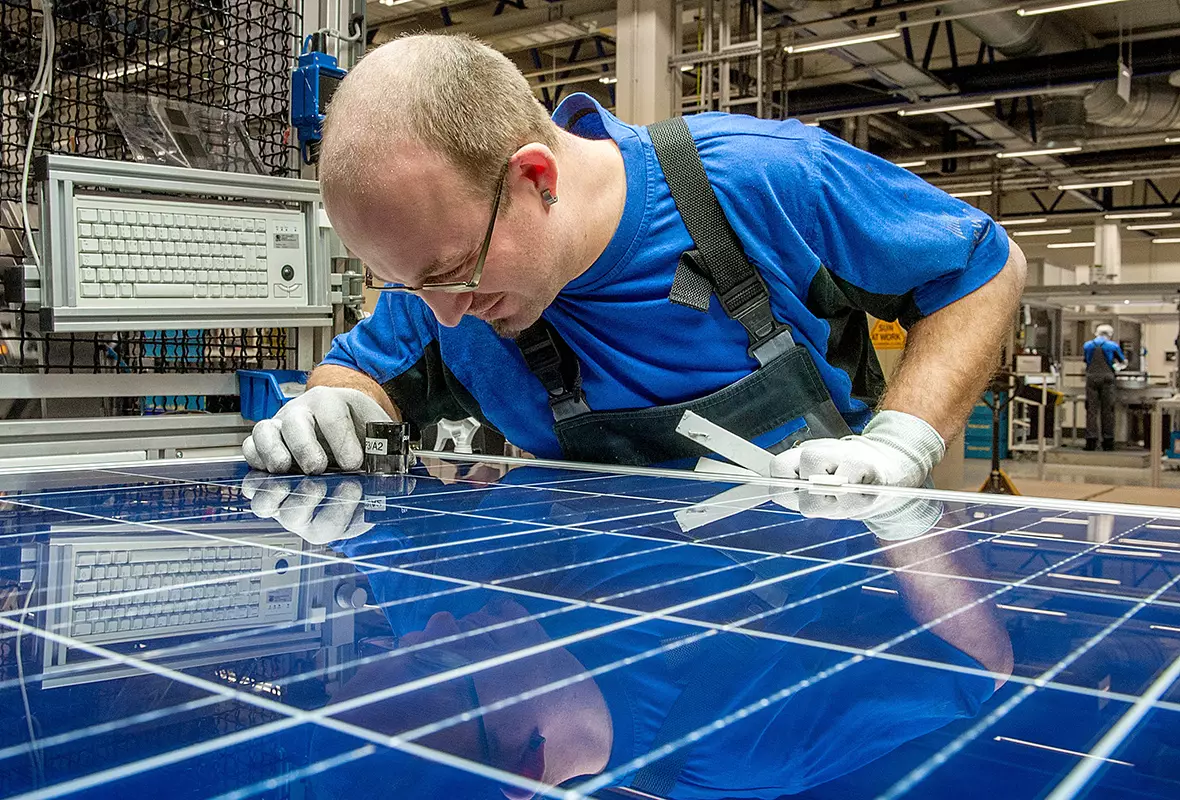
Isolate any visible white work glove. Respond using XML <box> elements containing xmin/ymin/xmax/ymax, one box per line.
<box><xmin>771</xmin><ymin>410</ymin><xmax>946</xmax><ymax>488</ymax></box>
<box><xmin>241</xmin><ymin>471</ymin><xmax>377</xmax><ymax>545</ymax></box>
<box><xmin>242</xmin><ymin>386</ymin><xmax>391</xmax><ymax>474</ymax></box>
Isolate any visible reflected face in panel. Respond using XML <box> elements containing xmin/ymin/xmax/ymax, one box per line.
<box><xmin>325</xmin><ymin>598</ymin><xmax>606</xmax><ymax>795</ymax></box>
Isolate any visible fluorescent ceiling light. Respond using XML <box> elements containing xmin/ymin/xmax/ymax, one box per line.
<box><xmin>379</xmin><ymin>0</ymin><xmax>414</xmax><ymax>5</ymax></box>
<box><xmin>599</xmin><ymin>76</ymin><xmax>618</xmax><ymax>85</ymax></box>
<box><xmin>898</xmin><ymin>100</ymin><xmax>993</xmax><ymax>117</ymax></box>
<box><xmin>1018</xmin><ymin>0</ymin><xmax>1131</xmax><ymax>16</ymax></box>
<box><xmin>1104</xmin><ymin>211</ymin><xmax>1172</xmax><ymax>220</ymax></box>
<box><xmin>99</xmin><ymin>62</ymin><xmax>151</xmax><ymax>80</ymax></box>
<box><xmin>996</xmin><ymin>146</ymin><xmax>1082</xmax><ymax>159</ymax></box>
<box><xmin>892</xmin><ymin>159</ymin><xmax>927</xmax><ymax>169</ymax></box>
<box><xmin>1057</xmin><ymin>180</ymin><xmax>1134</xmax><ymax>191</ymax></box>
<box><xmin>680</xmin><ymin>65</ymin><xmax>694</xmax><ymax>72</ymax></box>
<box><xmin>1013</xmin><ymin>229</ymin><xmax>1072</xmax><ymax>237</ymax></box>
<box><xmin>1153</xmin><ymin>237</ymin><xmax>1180</xmax><ymax>244</ymax></box>
<box><xmin>804</xmin><ymin>121</ymin><xmax>821</xmax><ymax>127</ymax></box>
<box><xmin>1165</xmin><ymin>136</ymin><xmax>1180</xmax><ymax>144</ymax></box>
<box><xmin>1126</xmin><ymin>222</ymin><xmax>1180</xmax><ymax>231</ymax></box>
<box><xmin>998</xmin><ymin>217</ymin><xmax>1049</xmax><ymax>226</ymax></box>
<box><xmin>784</xmin><ymin>30</ymin><xmax>901</xmax><ymax>54</ymax></box>
<box><xmin>949</xmin><ymin>189</ymin><xmax>993</xmax><ymax>198</ymax></box>
<box><xmin>1046</xmin><ymin>242</ymin><xmax>1096</xmax><ymax>249</ymax></box>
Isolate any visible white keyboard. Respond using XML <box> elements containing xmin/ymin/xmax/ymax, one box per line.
<box><xmin>55</xmin><ymin>537</ymin><xmax>304</xmax><ymax>645</ymax></box>
<box><xmin>71</xmin><ymin>196</ymin><xmax>308</xmax><ymax>306</ymax></box>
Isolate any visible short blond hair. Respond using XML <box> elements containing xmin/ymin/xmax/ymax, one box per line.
<box><xmin>320</xmin><ymin>33</ymin><xmax>559</xmax><ymax>202</ymax></box>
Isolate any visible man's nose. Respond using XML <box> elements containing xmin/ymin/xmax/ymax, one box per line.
<box><xmin>420</xmin><ymin>291</ymin><xmax>472</xmax><ymax>327</ymax></box>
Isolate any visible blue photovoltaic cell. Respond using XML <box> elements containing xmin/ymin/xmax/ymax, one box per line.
<box><xmin>1</xmin><ymin>455</ymin><xmax>1179</xmax><ymax>800</ymax></box>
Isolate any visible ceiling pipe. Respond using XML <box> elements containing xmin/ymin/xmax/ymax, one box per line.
<box><xmin>940</xmin><ymin>0</ymin><xmax>1089</xmax><ymax>58</ymax></box>
<box><xmin>1086</xmin><ymin>77</ymin><xmax>1180</xmax><ymax>129</ymax></box>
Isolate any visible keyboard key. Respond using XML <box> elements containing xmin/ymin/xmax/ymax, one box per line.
<box><xmin>93</xmin><ymin>621</ymin><xmax>106</xmax><ymax>634</ymax></box>
<box><xmin>94</xmin><ymin>566</ymin><xmax>106</xmax><ymax>580</ymax></box>
<box><xmin>81</xmin><ymin>267</ymin><xmax>97</xmax><ymax>282</ymax></box>
<box><xmin>98</xmin><ymin>209</ymin><xmax>111</xmax><ymax>222</ymax></box>
<box><xmin>77</xmin><ymin>566</ymin><xmax>93</xmax><ymax>581</ymax></box>
<box><xmin>116</xmin><ymin>254</ymin><xmax>130</xmax><ymax>267</ymax></box>
<box><xmin>136</xmin><ymin>284</ymin><xmax>195</xmax><ymax>298</ymax></box>
<box><xmin>120</xmin><ymin>284</ymin><xmax>133</xmax><ymax>297</ymax></box>
<box><xmin>111</xmin><ymin>268</ymin><xmax>123</xmax><ymax>281</ymax></box>
<box><xmin>76</xmin><ymin>581</ymin><xmax>97</xmax><ymax>595</ymax></box>
<box><xmin>79</xmin><ymin>208</ymin><xmax>99</xmax><ymax>222</ymax></box>
<box><xmin>112</xmin><ymin>210</ymin><xmax>125</xmax><ymax>224</ymax></box>
<box><xmin>80</xmin><ymin>283</ymin><xmax>100</xmax><ymax>298</ymax></box>
<box><xmin>98</xmin><ymin>268</ymin><xmax>110</xmax><ymax>282</ymax></box>
<box><xmin>73</xmin><ymin>622</ymin><xmax>93</xmax><ymax>636</ymax></box>
<box><xmin>196</xmin><ymin>285</ymin><xmax>208</xmax><ymax>297</ymax></box>
<box><xmin>80</xmin><ymin>238</ymin><xmax>99</xmax><ymax>253</ymax></box>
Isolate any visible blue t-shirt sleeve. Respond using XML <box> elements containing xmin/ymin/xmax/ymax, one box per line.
<box><xmin>803</xmin><ymin>132</ymin><xmax>1010</xmax><ymax>327</ymax></box>
<box><xmin>321</xmin><ymin>292</ymin><xmax>437</xmax><ymax>384</ymax></box>
<box><xmin>1112</xmin><ymin>342</ymin><xmax>1127</xmax><ymax>363</ymax></box>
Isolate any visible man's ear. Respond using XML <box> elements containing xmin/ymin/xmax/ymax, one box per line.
<box><xmin>508</xmin><ymin>143</ymin><xmax>558</xmax><ymax>206</ymax></box>
<box><xmin>499</xmin><ymin>734</ymin><xmax>546</xmax><ymax>800</ymax></box>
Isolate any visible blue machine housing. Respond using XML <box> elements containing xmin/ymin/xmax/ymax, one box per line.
<box><xmin>291</xmin><ymin>46</ymin><xmax>347</xmax><ymax>164</ymax></box>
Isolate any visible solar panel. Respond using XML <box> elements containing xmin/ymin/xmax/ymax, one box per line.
<box><xmin>2</xmin><ymin>454</ymin><xmax>1179</xmax><ymax>800</ymax></box>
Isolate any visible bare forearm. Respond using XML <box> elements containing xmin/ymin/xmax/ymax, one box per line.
<box><xmin>307</xmin><ymin>364</ymin><xmax>401</xmax><ymax>420</ymax></box>
<box><xmin>880</xmin><ymin>238</ymin><xmax>1027</xmax><ymax>441</ymax></box>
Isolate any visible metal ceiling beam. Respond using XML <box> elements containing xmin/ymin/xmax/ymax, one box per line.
<box><xmin>372</xmin><ymin>0</ymin><xmax>616</xmax><ymax>46</ymax></box>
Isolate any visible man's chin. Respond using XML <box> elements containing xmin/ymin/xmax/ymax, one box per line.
<box><xmin>490</xmin><ymin>311</ymin><xmax>542</xmax><ymax>339</ymax></box>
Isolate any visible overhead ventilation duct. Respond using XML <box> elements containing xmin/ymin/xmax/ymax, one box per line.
<box><xmin>1040</xmin><ymin>95</ymin><xmax>1087</xmax><ymax>145</ymax></box>
<box><xmin>948</xmin><ymin>2</ymin><xmax>1180</xmax><ymax>132</ymax></box>
<box><xmin>1085</xmin><ymin>78</ymin><xmax>1180</xmax><ymax>129</ymax></box>
<box><xmin>941</xmin><ymin>0</ymin><xmax>1088</xmax><ymax>58</ymax></box>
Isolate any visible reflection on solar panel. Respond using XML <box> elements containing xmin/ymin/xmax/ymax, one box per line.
<box><xmin>1</xmin><ymin>455</ymin><xmax>1179</xmax><ymax>799</ymax></box>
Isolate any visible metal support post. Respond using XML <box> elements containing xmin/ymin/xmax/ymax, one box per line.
<box><xmin>616</xmin><ymin>0</ymin><xmax>675</xmax><ymax>124</ymax></box>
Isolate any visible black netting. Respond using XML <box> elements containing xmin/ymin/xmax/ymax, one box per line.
<box><xmin>0</xmin><ymin>0</ymin><xmax>303</xmax><ymax>413</ymax></box>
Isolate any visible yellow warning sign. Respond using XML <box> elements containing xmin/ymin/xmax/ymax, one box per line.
<box><xmin>870</xmin><ymin>320</ymin><xmax>907</xmax><ymax>351</ymax></box>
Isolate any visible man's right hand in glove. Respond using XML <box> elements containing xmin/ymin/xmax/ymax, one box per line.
<box><xmin>242</xmin><ymin>386</ymin><xmax>391</xmax><ymax>474</ymax></box>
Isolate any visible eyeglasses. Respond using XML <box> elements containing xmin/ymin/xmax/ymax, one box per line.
<box><xmin>364</xmin><ymin>163</ymin><xmax>509</xmax><ymax>295</ymax></box>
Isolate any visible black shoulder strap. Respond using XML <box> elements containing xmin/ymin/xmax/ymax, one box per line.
<box><xmin>514</xmin><ymin>318</ymin><xmax>590</xmax><ymax>421</ymax></box>
<box><xmin>648</xmin><ymin>116</ymin><xmax>793</xmax><ymax>366</ymax></box>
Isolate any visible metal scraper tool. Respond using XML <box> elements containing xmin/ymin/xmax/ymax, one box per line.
<box><xmin>674</xmin><ymin>410</ymin><xmax>849</xmax><ymax>485</ymax></box>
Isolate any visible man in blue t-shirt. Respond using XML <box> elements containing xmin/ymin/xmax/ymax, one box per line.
<box><xmin>243</xmin><ymin>33</ymin><xmax>1027</xmax><ymax>487</ymax></box>
<box><xmin>1082</xmin><ymin>323</ymin><xmax>1127</xmax><ymax>451</ymax></box>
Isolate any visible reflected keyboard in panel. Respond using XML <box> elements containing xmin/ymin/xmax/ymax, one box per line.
<box><xmin>48</xmin><ymin>535</ymin><xmax>304</xmax><ymax>645</ymax></box>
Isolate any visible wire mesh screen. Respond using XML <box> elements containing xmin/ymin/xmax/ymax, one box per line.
<box><xmin>0</xmin><ymin>0</ymin><xmax>304</xmax><ymax>414</ymax></box>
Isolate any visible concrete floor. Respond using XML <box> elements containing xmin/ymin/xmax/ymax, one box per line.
<box><xmin>950</xmin><ymin>455</ymin><xmax>1180</xmax><ymax>507</ymax></box>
